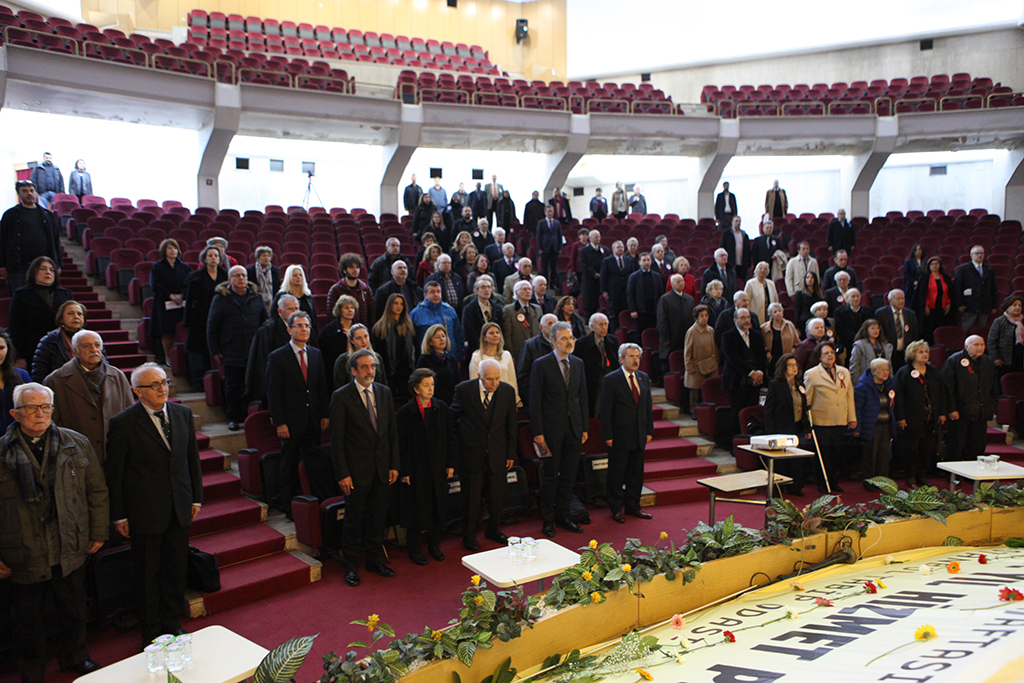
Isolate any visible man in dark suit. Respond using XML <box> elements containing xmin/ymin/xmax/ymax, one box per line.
<box><xmin>530</xmin><ymin>322</ymin><xmax>588</xmax><ymax>538</ymax></box>
<box><xmin>700</xmin><ymin>248</ymin><xmax>739</xmax><ymax>301</ymax></box>
<box><xmin>953</xmin><ymin>245</ymin><xmax>999</xmax><ymax>332</ymax></box>
<box><xmin>720</xmin><ymin>216</ymin><xmax>752</xmax><ymax>279</ymax></box>
<box><xmin>490</xmin><ymin>242</ymin><xmax>518</xmax><ymax>297</ymax></box>
<box><xmin>367</xmin><ymin>238</ymin><xmax>413</xmax><ymax>292</ymax></box>
<box><xmin>750</xmin><ymin>220</ymin><xmax>786</xmax><ymax>276</ymax></box>
<box><xmin>720</xmin><ymin>309</ymin><xmax>767</xmax><ymax>440</ymax></box>
<box><xmin>822</xmin><ymin>249</ymin><xmax>858</xmax><ymax>290</ymax></box>
<box><xmin>267</xmin><ymin>311</ymin><xmax>330</xmax><ymax>514</ymax></box>
<box><xmin>106</xmin><ymin>363</ymin><xmax>203</xmax><ymax>646</ymax></box>
<box><xmin>517</xmin><ymin>314</ymin><xmax>556</xmax><ymax>411</ymax></box>
<box><xmin>715</xmin><ymin>291</ymin><xmax>761</xmax><ymax>351</ymax></box>
<box><xmin>600</xmin><ymin>241</ymin><xmax>635</xmax><ymax>332</ymax></box>
<box><xmin>403</xmin><ymin>174</ymin><xmax>422</xmax><ymax>215</ymax></box>
<box><xmin>714</xmin><ymin>181</ymin><xmax>737</xmax><ymax>230</ymax></box>
<box><xmin>483</xmin><ymin>227</ymin><xmax>506</xmax><ymax>265</ymax></box>
<box><xmin>245</xmin><ymin>294</ymin><xmax>301</xmax><ymax>409</ymax></box>
<box><xmin>601</xmin><ymin>343</ymin><xmax>654</xmax><ymax>523</ymax></box>
<box><xmin>942</xmin><ymin>335</ymin><xmax>999</xmax><ymax>462</ymax></box>
<box><xmin>875</xmin><ymin>289</ymin><xmax>919</xmax><ymax>372</ymax></box>
<box><xmin>451</xmin><ymin>359</ymin><xmax>517</xmax><ymax>551</ymax></box>
<box><xmin>535</xmin><ymin>205</ymin><xmax>563</xmax><ymax>290</ymax></box>
<box><xmin>651</xmin><ymin>244</ymin><xmax>672</xmax><ymax>282</ymax></box>
<box><xmin>589</xmin><ymin>188</ymin><xmax>608</xmax><ymax>220</ymax></box>
<box><xmin>827</xmin><ymin>209</ymin><xmax>855</xmax><ymax>254</ymax></box>
<box><xmin>833</xmin><ymin>288</ymin><xmax>872</xmax><ymax>352</ymax></box>
<box><xmin>626</xmin><ymin>253</ymin><xmax>663</xmax><ymax>343</ymax></box>
<box><xmin>468</xmin><ymin>181</ymin><xmax>488</xmax><ymax>220</ymax></box>
<box><xmin>657</xmin><ymin>274</ymin><xmax>696</xmax><ymax>379</ymax></box>
<box><xmin>579</xmin><ymin>230</ymin><xmax>609</xmax><ymax>317</ymax></box>
<box><xmin>823</xmin><ymin>271</ymin><xmax>853</xmax><ymax>317</ymax></box>
<box><xmin>574</xmin><ymin>312</ymin><xmax>620</xmax><ymax>418</ymax></box>
<box><xmin>330</xmin><ymin>349</ymin><xmax>399</xmax><ymax>586</ymax></box>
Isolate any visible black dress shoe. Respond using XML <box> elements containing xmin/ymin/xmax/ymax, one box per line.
<box><xmin>556</xmin><ymin>518</ymin><xmax>583</xmax><ymax>533</ymax></box>
<box><xmin>345</xmin><ymin>570</ymin><xmax>361</xmax><ymax>586</ymax></box>
<box><xmin>227</xmin><ymin>421</ymin><xmax>240</xmax><ymax>431</ymax></box>
<box><xmin>463</xmin><ymin>536</ymin><xmax>479</xmax><ymax>551</ymax></box>
<box><xmin>367</xmin><ymin>563</ymin><xmax>395</xmax><ymax>578</ymax></box>
<box><xmin>915</xmin><ymin>477</ymin><xmax>927</xmax><ymax>486</ymax></box>
<box><xmin>428</xmin><ymin>546</ymin><xmax>445</xmax><ymax>561</ymax></box>
<box><xmin>409</xmin><ymin>552</ymin><xmax>428</xmax><ymax>566</ymax></box>
<box><xmin>626</xmin><ymin>510</ymin><xmax>653</xmax><ymax>520</ymax></box>
<box><xmin>61</xmin><ymin>659</ymin><xmax>100</xmax><ymax>674</ymax></box>
<box><xmin>484</xmin><ymin>530</ymin><xmax>509</xmax><ymax>544</ymax></box>
<box><xmin>611</xmin><ymin>511</ymin><xmax>625</xmax><ymax>524</ymax></box>
<box><xmin>542</xmin><ymin>522</ymin><xmax>556</xmax><ymax>538</ymax></box>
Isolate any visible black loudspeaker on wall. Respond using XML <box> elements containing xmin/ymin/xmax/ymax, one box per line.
<box><xmin>515</xmin><ymin>19</ymin><xmax>529</xmax><ymax>44</ymax></box>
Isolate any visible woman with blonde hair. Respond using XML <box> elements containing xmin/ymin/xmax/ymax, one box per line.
<box><xmin>666</xmin><ymin>256</ymin><xmax>697</xmax><ymax>298</ymax></box>
<box><xmin>416</xmin><ymin>243</ymin><xmax>443</xmax><ymax>287</ymax></box>
<box><xmin>469</xmin><ymin>322</ymin><xmax>520</xmax><ymax>406</ymax></box>
<box><xmin>371</xmin><ymin>293</ymin><xmax>417</xmax><ymax>400</ymax></box>
<box><xmin>273</xmin><ymin>264</ymin><xmax>318</xmax><ymax>337</ymax></box>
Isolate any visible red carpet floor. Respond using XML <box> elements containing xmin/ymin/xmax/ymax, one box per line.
<box><xmin>0</xmin><ymin>475</ymin><xmax>942</xmax><ymax>683</ymax></box>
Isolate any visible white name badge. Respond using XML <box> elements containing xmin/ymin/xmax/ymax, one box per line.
<box><xmin>964</xmin><ymin>288</ymin><xmax>973</xmax><ymax>296</ymax></box>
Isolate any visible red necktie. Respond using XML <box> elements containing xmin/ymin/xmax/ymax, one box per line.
<box><xmin>630</xmin><ymin>374</ymin><xmax>640</xmax><ymax>403</ymax></box>
<box><xmin>299</xmin><ymin>349</ymin><xmax>308</xmax><ymax>382</ymax></box>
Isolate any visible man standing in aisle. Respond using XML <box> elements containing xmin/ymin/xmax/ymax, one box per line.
<box><xmin>715</xmin><ymin>181</ymin><xmax>737</xmax><ymax>231</ymax></box>
<box><xmin>0</xmin><ymin>180</ymin><xmax>63</xmax><ymax>295</ymax></box>
<box><xmin>29</xmin><ymin>152</ymin><xmax>64</xmax><ymax>209</ymax></box>
<box><xmin>484</xmin><ymin>174</ymin><xmax>503</xmax><ymax>226</ymax></box>
<box><xmin>953</xmin><ymin>245</ymin><xmax>998</xmax><ymax>332</ymax></box>
<box><xmin>403</xmin><ymin>174</ymin><xmax>422</xmax><ymax>215</ymax></box>
<box><xmin>611</xmin><ymin>181</ymin><xmax>628</xmax><ymax>220</ymax></box>
<box><xmin>590</xmin><ymin>188</ymin><xmax>608</xmax><ymax>221</ymax></box>
<box><xmin>536</xmin><ymin>204</ymin><xmax>563</xmax><ymax>290</ymax></box>
<box><xmin>602</xmin><ymin>343</ymin><xmax>654</xmax><ymax>523</ymax></box>
<box><xmin>765</xmin><ymin>179</ymin><xmax>788</xmax><ymax>220</ymax></box>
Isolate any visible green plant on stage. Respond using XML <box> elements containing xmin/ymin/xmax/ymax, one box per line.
<box><xmin>685</xmin><ymin>515</ymin><xmax>761</xmax><ymax>562</ymax></box>
<box><xmin>252</xmin><ymin>634</ymin><xmax>317</xmax><ymax>683</ymax></box>
<box><xmin>453</xmin><ymin>656</ymin><xmax>517</xmax><ymax>683</ymax></box>
<box><xmin>762</xmin><ymin>495</ymin><xmax>881</xmax><ymax>544</ymax></box>
<box><xmin>320</xmin><ymin>619</ymin><xmax>406</xmax><ymax>683</ymax></box>
<box><xmin>868</xmin><ymin>477</ymin><xmax>956</xmax><ymax>523</ymax></box>
<box><xmin>619</xmin><ymin>535</ymin><xmax>701</xmax><ymax>585</ymax></box>
<box><xmin>973</xmin><ymin>481</ymin><xmax>1024</xmax><ymax>507</ymax></box>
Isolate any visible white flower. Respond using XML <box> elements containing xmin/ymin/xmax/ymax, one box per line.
<box><xmin>674</xmin><ymin>652</ymin><xmax>687</xmax><ymax>664</ymax></box>
<box><xmin>786</xmin><ymin>607</ymin><xmax>800</xmax><ymax>620</ymax></box>
<box><xmin>919</xmin><ymin>564</ymin><xmax>932</xmax><ymax>576</ymax></box>
<box><xmin>884</xmin><ymin>555</ymin><xmax>896</xmax><ymax>565</ymax></box>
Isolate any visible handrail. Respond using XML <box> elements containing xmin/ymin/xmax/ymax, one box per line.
<box><xmin>149</xmin><ymin>51</ymin><xmax>214</xmax><ymax>79</ymax></box>
<box><xmin>214</xmin><ymin>59</ymin><xmax>237</xmax><ymax>84</ymax></box>
<box><xmin>987</xmin><ymin>90</ymin><xmax>1024</xmax><ymax>107</ymax></box>
<box><xmin>938</xmin><ymin>93</ymin><xmax>985</xmax><ymax>110</ymax></box>
<box><xmin>237</xmin><ymin>67</ymin><xmax>294</xmax><ymax>87</ymax></box>
<box><xmin>419</xmin><ymin>87</ymin><xmax>470</xmax><ymax>104</ymax></box>
<box><xmin>4</xmin><ymin>25</ymin><xmax>80</xmax><ymax>56</ymax></box>
<box><xmin>471</xmin><ymin>91</ymin><xmax>517</xmax><ymax>106</ymax></box>
<box><xmin>520</xmin><ymin>94</ymin><xmax>568</xmax><ymax>111</ymax></box>
<box><xmin>586</xmin><ymin>97</ymin><xmax>633</xmax><ymax>114</ymax></box>
<box><xmin>736</xmin><ymin>102</ymin><xmax>779</xmax><ymax>116</ymax></box>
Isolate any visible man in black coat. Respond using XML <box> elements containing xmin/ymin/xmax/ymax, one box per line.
<box><xmin>875</xmin><ymin>289</ymin><xmax>918</xmax><ymax>372</ymax></box>
<box><xmin>373</xmin><ymin>260</ymin><xmax>423</xmax><ymax>317</ymax></box>
<box><xmin>601</xmin><ymin>343</ymin><xmax>654</xmax><ymax>523</ymax></box>
<box><xmin>750</xmin><ymin>220</ymin><xmax>786</xmax><ymax>275</ymax></box>
<box><xmin>530</xmin><ymin>322</ymin><xmax>588</xmax><ymax>538</ymax></box>
<box><xmin>403</xmin><ymin>174</ymin><xmax>422</xmax><ymax>215</ymax></box>
<box><xmin>490</xmin><ymin>242</ymin><xmax>518</xmax><ymax>297</ymax></box>
<box><xmin>0</xmin><ymin>180</ymin><xmax>63</xmax><ymax>295</ymax></box>
<box><xmin>106</xmin><ymin>364</ymin><xmax>203</xmax><ymax>646</ymax></box>
<box><xmin>451</xmin><ymin>359</ymin><xmax>517</xmax><ymax>551</ymax></box>
<box><xmin>579</xmin><ymin>230</ymin><xmax>609</xmax><ymax>317</ymax></box>
<box><xmin>626</xmin><ymin>253</ymin><xmax>663</xmax><ymax>343</ymax></box>
<box><xmin>721</xmin><ymin>309</ymin><xmax>767</xmax><ymax>440</ymax></box>
<box><xmin>574</xmin><ymin>312</ymin><xmax>620</xmax><ymax>418</ymax></box>
<box><xmin>700</xmin><ymin>248</ymin><xmax>739</xmax><ymax>301</ymax></box>
<box><xmin>245</xmin><ymin>295</ymin><xmax>300</xmax><ymax>409</ymax></box>
<box><xmin>952</xmin><ymin>245</ymin><xmax>999</xmax><ymax>332</ymax></box>
<box><xmin>822</xmin><ymin>249</ymin><xmax>858</xmax><ymax>290</ymax></box>
<box><xmin>942</xmin><ymin>335</ymin><xmax>999</xmax><ymax>461</ymax></box>
<box><xmin>535</xmin><ymin>205</ymin><xmax>563</xmax><ymax>290</ymax></box>
<box><xmin>517</xmin><ymin>314</ymin><xmax>556</xmax><ymax>411</ymax></box>
<box><xmin>208</xmin><ymin>266</ymin><xmax>270</xmax><ymax>429</ymax></box>
<box><xmin>29</xmin><ymin>152</ymin><xmax>64</xmax><ymax>209</ymax></box>
<box><xmin>267</xmin><ymin>311</ymin><xmax>330</xmax><ymax>514</ymax></box>
<box><xmin>330</xmin><ymin>349</ymin><xmax>399</xmax><ymax>586</ymax></box>
<box><xmin>714</xmin><ymin>181</ymin><xmax>737</xmax><ymax>230</ymax></box>
<box><xmin>834</xmin><ymin>288</ymin><xmax>873</xmax><ymax>352</ymax></box>
<box><xmin>827</xmin><ymin>209</ymin><xmax>855</xmax><ymax>254</ymax></box>
<box><xmin>720</xmin><ymin>216</ymin><xmax>752</xmax><ymax>280</ymax></box>
<box><xmin>600</xmin><ymin>241</ymin><xmax>635</xmax><ymax>332</ymax></box>
<box><xmin>657</xmin><ymin>274</ymin><xmax>696</xmax><ymax>378</ymax></box>
<box><xmin>522</xmin><ymin>190</ymin><xmax>546</xmax><ymax>234</ymax></box>
<box><xmin>714</xmin><ymin>291</ymin><xmax>761</xmax><ymax>351</ymax></box>
<box><xmin>367</xmin><ymin>238</ymin><xmax>413</xmax><ymax>292</ymax></box>
<box><xmin>823</xmin><ymin>271</ymin><xmax>853</xmax><ymax>317</ymax></box>
<box><xmin>468</xmin><ymin>182</ymin><xmax>488</xmax><ymax>220</ymax></box>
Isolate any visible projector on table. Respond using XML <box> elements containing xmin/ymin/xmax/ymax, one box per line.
<box><xmin>749</xmin><ymin>434</ymin><xmax>798</xmax><ymax>450</ymax></box>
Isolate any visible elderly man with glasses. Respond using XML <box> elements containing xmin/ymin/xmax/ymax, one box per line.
<box><xmin>0</xmin><ymin>382</ymin><xmax>108</xmax><ymax>682</ymax></box>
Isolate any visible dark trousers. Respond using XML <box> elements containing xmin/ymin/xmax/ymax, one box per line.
<box><xmin>462</xmin><ymin>467</ymin><xmax>507</xmax><ymax>539</ymax></box>
<box><xmin>540</xmin><ymin>249</ymin><xmax>560</xmax><ymax>289</ymax></box>
<box><xmin>901</xmin><ymin>428</ymin><xmax>939</xmax><ymax>481</ymax></box>
<box><xmin>861</xmin><ymin>426</ymin><xmax>892</xmax><ymax>480</ymax></box>
<box><xmin>222</xmin><ymin>364</ymin><xmax>247</xmax><ymax>422</ymax></box>
<box><xmin>186</xmin><ymin>350</ymin><xmax>210</xmax><ymax>389</ymax></box>
<box><xmin>277</xmin><ymin>424</ymin><xmax>322</xmax><ymax>512</ymax></box>
<box><xmin>814</xmin><ymin>425</ymin><xmax>847</xmax><ymax>490</ymax></box>
<box><xmin>945</xmin><ymin>416</ymin><xmax>988</xmax><ymax>461</ymax></box>
<box><xmin>341</xmin><ymin>476</ymin><xmax>389</xmax><ymax>571</ymax></box>
<box><xmin>632</xmin><ymin>312</ymin><xmax>656</xmax><ymax>344</ymax></box>
<box><xmin>728</xmin><ymin>386</ymin><xmax>760</xmax><ymax>439</ymax></box>
<box><xmin>539</xmin><ymin>431</ymin><xmax>582</xmax><ymax>523</ymax></box>
<box><xmin>606</xmin><ymin>445</ymin><xmax>645</xmax><ymax>514</ymax></box>
<box><xmin>6</xmin><ymin>270</ymin><xmax>26</xmax><ymax>297</ymax></box>
<box><xmin>608</xmin><ymin>297</ymin><xmax>626</xmax><ymax>331</ymax></box>
<box><xmin>12</xmin><ymin>566</ymin><xmax>89</xmax><ymax>683</ymax></box>
<box><xmin>131</xmin><ymin>519</ymin><xmax>189</xmax><ymax>642</ymax></box>
<box><xmin>581</xmin><ymin>277</ymin><xmax>601</xmax><ymax>317</ymax></box>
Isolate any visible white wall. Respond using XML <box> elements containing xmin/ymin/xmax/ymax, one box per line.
<box><xmin>0</xmin><ymin>109</ymin><xmax>199</xmax><ymax>209</ymax></box>
<box><xmin>871</xmin><ymin>152</ymin><xmax>998</xmax><ymax>217</ymax></box>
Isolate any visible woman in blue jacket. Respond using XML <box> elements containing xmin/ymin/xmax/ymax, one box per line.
<box><xmin>854</xmin><ymin>358</ymin><xmax>896</xmax><ymax>489</ymax></box>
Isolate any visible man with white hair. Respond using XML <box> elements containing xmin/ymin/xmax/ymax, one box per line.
<box><xmin>715</xmin><ymin>290</ymin><xmax>761</xmax><ymax>350</ymax></box>
<box><xmin>491</xmin><ymin>242</ymin><xmax>518</xmax><ymax>296</ymax></box>
<box><xmin>823</xmin><ymin>270</ymin><xmax>852</xmax><ymax>317</ymax></box>
<box><xmin>374</xmin><ymin>259</ymin><xmax>422</xmax><ymax>315</ymax></box>
<box><xmin>484</xmin><ymin>227</ymin><xmax>506</xmax><ymax>265</ymax></box>
<box><xmin>721</xmin><ymin>308</ymin><xmax>767</xmax><ymax>440</ymax></box>
<box><xmin>834</xmin><ymin>287</ymin><xmax>872</xmax><ymax>352</ymax></box>
<box><xmin>208</xmin><ymin>265</ymin><xmax>269</xmax><ymax>429</ymax></box>
<box><xmin>44</xmin><ymin>329</ymin><xmax>134</xmax><ymax>465</ymax></box>
<box><xmin>245</xmin><ymin>293</ymin><xmax>303</xmax><ymax>409</ymax></box>
<box><xmin>602</xmin><ymin>343</ymin><xmax>654</xmax><ymax>523</ymax></box>
<box><xmin>574</xmin><ymin>312</ymin><xmax>620</xmax><ymax>417</ymax></box>
<box><xmin>0</xmin><ymin>382</ymin><xmax>108</xmax><ymax>680</ymax></box>
<box><xmin>106</xmin><ymin>363</ymin><xmax>202</xmax><ymax>646</ymax></box>
<box><xmin>657</xmin><ymin>273</ymin><xmax>696</xmax><ymax>382</ymax></box>
<box><xmin>651</xmin><ymin>243</ymin><xmax>670</xmax><ymax>281</ymax></box>
<box><xmin>941</xmin><ymin>335</ymin><xmax>998</xmax><ymax>466</ymax></box>
<box><xmin>504</xmin><ymin>256</ymin><xmax>534</xmax><ymax>299</ymax></box>
<box><xmin>502</xmin><ymin>279</ymin><xmax>541</xmax><ymax>364</ymax></box>
<box><xmin>875</xmin><ymin>289</ymin><xmax>918</xmax><ymax>372</ymax></box>
<box><xmin>425</xmin><ymin>253</ymin><xmax>466</xmax><ymax>314</ymax></box>
<box><xmin>472</xmin><ymin>217</ymin><xmax>495</xmax><ymax>254</ymax></box>
<box><xmin>701</xmin><ymin>247</ymin><xmax>738</xmax><ymax>301</ymax></box>
<box><xmin>532</xmin><ymin>275</ymin><xmax>558</xmax><ymax>315</ymax></box>
<box><xmin>822</xmin><ymin>249</ymin><xmax>857</xmax><ymax>290</ymax></box>
<box><xmin>517</xmin><ymin>313</ymin><xmax>557</xmax><ymax>410</ymax></box>
<box><xmin>368</xmin><ymin>238</ymin><xmax>411</xmax><ymax>292</ymax></box>
<box><xmin>629</xmin><ymin>185</ymin><xmax>647</xmax><ymax>216</ymax></box>
<box><xmin>719</xmin><ymin>216</ymin><xmax>751</xmax><ymax>280</ymax></box>
<box><xmin>580</xmin><ymin>229</ymin><xmax>610</xmax><ymax>317</ymax></box>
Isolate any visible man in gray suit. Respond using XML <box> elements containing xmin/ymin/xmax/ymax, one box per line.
<box><xmin>484</xmin><ymin>174</ymin><xmax>504</xmax><ymax>226</ymax></box>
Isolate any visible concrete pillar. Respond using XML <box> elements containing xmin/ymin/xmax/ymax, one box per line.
<box><xmin>997</xmin><ymin>149</ymin><xmax>1024</xmax><ymax>224</ymax></box>
<box><xmin>543</xmin><ymin>114</ymin><xmax>589</xmax><ymax>198</ymax></box>
<box><xmin>840</xmin><ymin>117</ymin><xmax>898</xmax><ymax>219</ymax></box>
<box><xmin>380</xmin><ymin>104</ymin><xmax>423</xmax><ymax>216</ymax></box>
<box><xmin>696</xmin><ymin>118</ymin><xmax>739</xmax><ymax>220</ymax></box>
<box><xmin>196</xmin><ymin>83</ymin><xmax>240</xmax><ymax>210</ymax></box>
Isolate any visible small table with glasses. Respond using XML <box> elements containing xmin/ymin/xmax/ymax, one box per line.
<box><xmin>938</xmin><ymin>460</ymin><xmax>1024</xmax><ymax>494</ymax></box>
<box><xmin>461</xmin><ymin>539</ymin><xmax>581</xmax><ymax>592</ymax></box>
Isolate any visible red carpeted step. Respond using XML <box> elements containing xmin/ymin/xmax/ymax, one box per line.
<box><xmin>983</xmin><ymin>443</ymin><xmax>1024</xmax><ymax>462</ymax></box>
<box><xmin>652</xmin><ymin>406</ymin><xmax>665</xmax><ymax>420</ymax></box>
<box><xmin>107</xmin><ymin>353</ymin><xmax>147</xmax><ymax>369</ymax></box>
<box><xmin>200</xmin><ymin>448</ymin><xmax>226</xmax><ymax>472</ymax></box>
<box><xmin>196</xmin><ymin>432</ymin><xmax>210</xmax><ymax>449</ymax></box>
<box><xmin>81</xmin><ymin>300</ymin><xmax>109</xmax><ymax>311</ymax></box>
<box><xmin>86</xmin><ymin>309</ymin><xmax>114</xmax><ymax>319</ymax></box>
<box><xmin>987</xmin><ymin>427</ymin><xmax>1009</xmax><ymax>445</ymax></box>
<box><xmin>89</xmin><ymin>319</ymin><xmax>122</xmax><ymax>331</ymax></box>
<box><xmin>190</xmin><ymin>524</ymin><xmax>286</xmax><ymax>567</ymax></box>
<box><xmin>653</xmin><ymin>420</ymin><xmax>679</xmax><ymax>438</ymax></box>
<box><xmin>643</xmin><ymin>457</ymin><xmax>718</xmax><ymax>481</ymax></box>
<box><xmin>645</xmin><ymin>477</ymin><xmax>711</xmax><ymax>505</ymax></box>
<box><xmin>642</xmin><ymin>438</ymin><xmax>699</xmax><ymax>462</ymax></box>
<box><xmin>68</xmin><ymin>290</ymin><xmax>99</xmax><ymax>301</ymax></box>
<box><xmin>199</xmin><ymin>552</ymin><xmax>313</xmax><ymax>614</ymax></box>
<box><xmin>99</xmin><ymin>329</ymin><xmax>130</xmax><ymax>342</ymax></box>
<box><xmin>202</xmin><ymin>470</ymin><xmax>242</xmax><ymax>500</ymax></box>
<box><xmin>105</xmin><ymin>340</ymin><xmax>140</xmax><ymax>355</ymax></box>
<box><xmin>190</xmin><ymin>496</ymin><xmax>263</xmax><ymax>536</ymax></box>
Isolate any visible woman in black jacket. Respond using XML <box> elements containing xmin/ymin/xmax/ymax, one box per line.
<box><xmin>762</xmin><ymin>352</ymin><xmax>809</xmax><ymax>496</ymax></box>
<box><xmin>182</xmin><ymin>246</ymin><xmax>226</xmax><ymax>390</ymax></box>
<box><xmin>396</xmin><ymin>368</ymin><xmax>455</xmax><ymax>565</ymax></box>
<box><xmin>149</xmin><ymin>238</ymin><xmax>192</xmax><ymax>365</ymax></box>
<box><xmin>894</xmin><ymin>340</ymin><xmax>949</xmax><ymax>487</ymax></box>
<box><xmin>30</xmin><ymin>300</ymin><xmax>86</xmax><ymax>382</ymax></box>
<box><xmin>10</xmin><ymin>256</ymin><xmax>72</xmax><ymax>364</ymax></box>
<box><xmin>793</xmin><ymin>271</ymin><xmax>825</xmax><ymax>332</ymax></box>
<box><xmin>415</xmin><ymin>323</ymin><xmax>460</xmax><ymax>406</ymax></box>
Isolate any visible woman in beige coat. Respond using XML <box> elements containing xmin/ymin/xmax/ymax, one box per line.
<box><xmin>803</xmin><ymin>341</ymin><xmax>857</xmax><ymax>493</ymax></box>
<box><xmin>683</xmin><ymin>305</ymin><xmax>718</xmax><ymax>418</ymax></box>
<box><xmin>761</xmin><ymin>302</ymin><xmax>800</xmax><ymax>376</ymax></box>
<box><xmin>744</xmin><ymin>261</ymin><xmax>779</xmax><ymax>323</ymax></box>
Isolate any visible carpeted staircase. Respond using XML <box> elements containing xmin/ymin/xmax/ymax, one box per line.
<box><xmin>641</xmin><ymin>404</ymin><xmax>719</xmax><ymax>505</ymax></box>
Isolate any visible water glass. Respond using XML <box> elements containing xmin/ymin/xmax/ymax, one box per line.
<box><xmin>507</xmin><ymin>536</ymin><xmax>521</xmax><ymax>560</ymax></box>
<box><xmin>174</xmin><ymin>633</ymin><xmax>193</xmax><ymax>663</ymax></box>
<box><xmin>165</xmin><ymin>642</ymin><xmax>186</xmax><ymax>672</ymax></box>
<box><xmin>524</xmin><ymin>537</ymin><xmax>539</xmax><ymax>560</ymax></box>
<box><xmin>512</xmin><ymin>541</ymin><xmax>526</xmax><ymax>563</ymax></box>
<box><xmin>144</xmin><ymin>644</ymin><xmax>165</xmax><ymax>674</ymax></box>
<box><xmin>153</xmin><ymin>634</ymin><xmax>175</xmax><ymax>647</ymax></box>
<box><xmin>986</xmin><ymin>455</ymin><xmax>1000</xmax><ymax>470</ymax></box>
<box><xmin>977</xmin><ymin>455</ymin><xmax>990</xmax><ymax>470</ymax></box>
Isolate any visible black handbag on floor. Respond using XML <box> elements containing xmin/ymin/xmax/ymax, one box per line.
<box><xmin>186</xmin><ymin>545</ymin><xmax>221</xmax><ymax>593</ymax></box>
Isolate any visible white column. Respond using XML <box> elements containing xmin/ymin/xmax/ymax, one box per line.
<box><xmin>379</xmin><ymin>104</ymin><xmax>423</xmax><ymax>216</ymax></box>
<box><xmin>696</xmin><ymin>118</ymin><xmax>738</xmax><ymax>220</ymax></box>
<box><xmin>196</xmin><ymin>82</ymin><xmax>240</xmax><ymax>210</ymax></box>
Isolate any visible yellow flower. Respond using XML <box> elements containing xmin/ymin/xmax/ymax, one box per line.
<box><xmin>590</xmin><ymin>591</ymin><xmax>602</xmax><ymax>603</ymax></box>
<box><xmin>915</xmin><ymin>624</ymin><xmax>938</xmax><ymax>641</ymax></box>
<box><xmin>582</xmin><ymin>571</ymin><xmax>593</xmax><ymax>581</ymax></box>
<box><xmin>589</xmin><ymin>539</ymin><xmax>598</xmax><ymax>549</ymax></box>
<box><xmin>660</xmin><ymin>531</ymin><xmax>668</xmax><ymax>540</ymax></box>
<box><xmin>947</xmin><ymin>561</ymin><xmax>961</xmax><ymax>574</ymax></box>
<box><xmin>637</xmin><ymin>668</ymin><xmax>653</xmax><ymax>681</ymax></box>
<box><xmin>621</xmin><ymin>564</ymin><xmax>632</xmax><ymax>573</ymax></box>
<box><xmin>474</xmin><ymin>595</ymin><xmax>485</xmax><ymax>606</ymax></box>
<box><xmin>431</xmin><ymin>630</ymin><xmax>443</xmax><ymax>641</ymax></box>
<box><xmin>876</xmin><ymin>579</ymin><xmax>888</xmax><ymax>589</ymax></box>
<box><xmin>367</xmin><ymin>614</ymin><xmax>379</xmax><ymax>631</ymax></box>
<box><xmin>470</xmin><ymin>575</ymin><xmax>481</xmax><ymax>586</ymax></box>
<box><xmin>592</xmin><ymin>564</ymin><xmax>599</xmax><ymax>572</ymax></box>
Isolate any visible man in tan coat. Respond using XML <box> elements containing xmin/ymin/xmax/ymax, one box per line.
<box><xmin>44</xmin><ymin>329</ymin><xmax>134</xmax><ymax>465</ymax></box>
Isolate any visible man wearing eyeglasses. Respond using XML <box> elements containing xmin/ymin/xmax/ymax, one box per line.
<box><xmin>105</xmin><ymin>363</ymin><xmax>203</xmax><ymax>648</ymax></box>
<box><xmin>0</xmin><ymin>382</ymin><xmax>109</xmax><ymax>681</ymax></box>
